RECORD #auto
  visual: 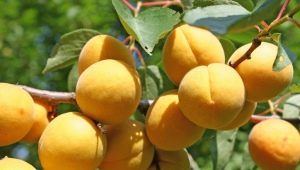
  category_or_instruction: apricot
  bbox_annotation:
[22,101,50,143]
[78,35,135,74]
[228,42,293,102]
[147,149,190,170]
[0,83,34,146]
[163,24,225,85]
[76,59,141,124]
[100,120,154,170]
[219,100,257,130]
[178,63,245,129]
[38,112,106,170]
[145,90,205,150]
[0,157,36,170]
[248,119,300,170]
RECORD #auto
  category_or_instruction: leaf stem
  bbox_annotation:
[275,0,291,20]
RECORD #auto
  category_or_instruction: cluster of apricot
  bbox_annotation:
[1,23,300,170]
[161,24,300,170]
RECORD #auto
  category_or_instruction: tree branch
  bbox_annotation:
[19,85,76,105]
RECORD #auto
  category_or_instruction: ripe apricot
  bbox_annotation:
[249,119,300,170]
[78,35,135,74]
[228,42,293,102]
[178,63,245,129]
[0,157,36,170]
[147,149,190,170]
[38,112,106,170]
[76,59,141,124]
[100,120,154,170]
[22,101,50,143]
[145,90,205,150]
[0,83,34,146]
[219,100,257,130]
[163,24,225,85]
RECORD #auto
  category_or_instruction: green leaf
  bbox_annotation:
[137,67,159,100]
[211,129,238,170]
[230,0,281,32]
[183,5,250,34]
[184,0,281,34]
[112,0,180,55]
[43,29,100,73]
[234,0,254,11]
[283,94,300,119]
[193,0,239,7]
[241,143,256,170]
[219,37,236,61]
[268,33,293,71]
[67,62,79,92]
[290,84,300,94]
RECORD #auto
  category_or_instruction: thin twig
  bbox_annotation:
[249,115,280,124]
[288,4,300,18]
[276,0,291,20]
[122,0,135,11]
[260,21,269,28]
[229,38,261,68]
[288,17,300,29]
[133,47,146,68]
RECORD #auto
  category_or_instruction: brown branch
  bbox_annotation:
[276,0,291,20]
[229,38,261,68]
[250,114,300,124]
[19,85,76,105]
[288,17,300,29]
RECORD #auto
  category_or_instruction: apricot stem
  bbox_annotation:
[229,38,261,68]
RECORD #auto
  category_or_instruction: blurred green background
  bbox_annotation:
[0,0,299,170]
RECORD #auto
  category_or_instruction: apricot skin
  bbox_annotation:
[178,63,245,129]
[0,157,36,170]
[147,149,190,170]
[22,101,50,143]
[100,120,154,170]
[78,35,135,74]
[145,90,205,151]
[228,42,293,102]
[248,119,300,170]
[219,100,257,130]
[0,83,34,146]
[76,59,141,125]
[163,24,225,85]
[38,112,106,170]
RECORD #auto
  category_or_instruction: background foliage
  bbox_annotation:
[0,0,300,170]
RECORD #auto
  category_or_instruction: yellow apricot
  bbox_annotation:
[145,90,205,151]
[76,59,141,124]
[0,83,34,146]
[147,149,190,170]
[38,112,106,170]
[78,35,135,74]
[22,101,50,143]
[228,42,293,102]
[0,157,36,170]
[178,63,245,129]
[248,119,300,170]
[219,100,257,130]
[163,24,225,85]
[100,120,154,170]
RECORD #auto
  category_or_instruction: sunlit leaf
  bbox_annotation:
[112,0,180,55]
